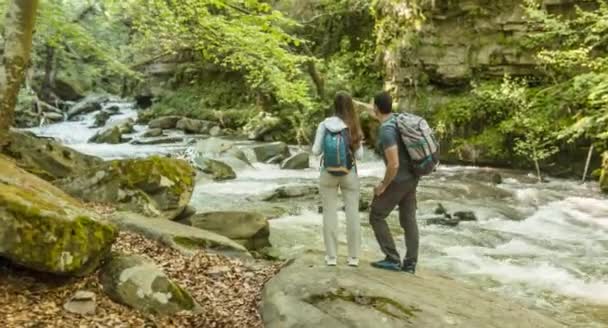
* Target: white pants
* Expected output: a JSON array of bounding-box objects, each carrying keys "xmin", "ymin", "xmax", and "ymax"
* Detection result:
[{"xmin": 319, "ymin": 170, "xmax": 361, "ymax": 259}]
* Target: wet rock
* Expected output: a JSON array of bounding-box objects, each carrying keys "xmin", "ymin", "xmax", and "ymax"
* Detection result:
[
  {"xmin": 424, "ymin": 216, "xmax": 460, "ymax": 227},
  {"xmin": 44, "ymin": 112, "xmax": 64, "ymax": 122},
  {"xmin": 453, "ymin": 211, "xmax": 477, "ymax": 222},
  {"xmin": 280, "ymin": 152, "xmax": 310, "ymax": 170},
  {"xmin": 57, "ymin": 156, "xmax": 195, "ymax": 220},
  {"xmin": 63, "ymin": 290, "xmax": 97, "ymax": 315},
  {"xmin": 67, "ymin": 94, "xmax": 109, "ymax": 119},
  {"xmin": 209, "ymin": 126, "xmax": 222, "ymax": 137},
  {"xmin": 143, "ymin": 128, "xmax": 164, "ymax": 138},
  {"xmin": 196, "ymin": 158, "xmax": 237, "ymax": 181},
  {"xmin": 174, "ymin": 205, "xmax": 197, "ymax": 222},
  {"xmin": 0, "ymin": 155, "xmax": 117, "ymax": 275},
  {"xmin": 194, "ymin": 138, "xmax": 235, "ymax": 157},
  {"xmin": 108, "ymin": 211, "xmax": 249, "ymax": 257},
  {"xmin": 176, "ymin": 118, "xmax": 213, "ymax": 134},
  {"xmin": 89, "ymin": 126, "xmax": 122, "ymax": 144},
  {"xmin": 261, "ymin": 254, "xmax": 564, "ymax": 328},
  {"xmin": 1, "ymin": 130, "xmax": 102, "ymax": 181},
  {"xmin": 100, "ymin": 254, "xmax": 198, "ymax": 315},
  {"xmin": 131, "ymin": 137, "xmax": 184, "ymax": 145},
  {"xmin": 186, "ymin": 212, "xmax": 270, "ymax": 251},
  {"xmin": 266, "ymin": 155, "xmax": 284, "ymax": 164},
  {"xmin": 252, "ymin": 142, "xmax": 290, "ymax": 163},
  {"xmin": 261, "ymin": 184, "xmax": 319, "ymax": 201},
  {"xmin": 149, "ymin": 116, "xmax": 181, "ymax": 129},
  {"xmin": 92, "ymin": 111, "xmax": 112, "ymax": 128},
  {"xmin": 434, "ymin": 203, "xmax": 449, "ymax": 216}
]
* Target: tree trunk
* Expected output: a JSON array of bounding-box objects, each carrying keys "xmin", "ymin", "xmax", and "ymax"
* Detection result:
[
  {"xmin": 0, "ymin": 0, "xmax": 40, "ymax": 146},
  {"xmin": 582, "ymin": 144, "xmax": 594, "ymax": 183},
  {"xmin": 40, "ymin": 44, "xmax": 56, "ymax": 101}
]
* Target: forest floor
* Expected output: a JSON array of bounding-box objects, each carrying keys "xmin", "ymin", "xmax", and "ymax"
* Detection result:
[{"xmin": 0, "ymin": 229, "xmax": 280, "ymax": 328}]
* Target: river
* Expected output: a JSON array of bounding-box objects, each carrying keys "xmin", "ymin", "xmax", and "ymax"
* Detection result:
[{"xmin": 26, "ymin": 102, "xmax": 608, "ymax": 327}]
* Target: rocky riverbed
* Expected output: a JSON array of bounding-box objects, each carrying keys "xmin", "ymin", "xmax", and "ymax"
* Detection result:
[{"xmin": 2, "ymin": 98, "xmax": 606, "ymax": 327}]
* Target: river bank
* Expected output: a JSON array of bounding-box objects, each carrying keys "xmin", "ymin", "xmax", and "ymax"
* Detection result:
[{"xmin": 14, "ymin": 99, "xmax": 607, "ymax": 327}]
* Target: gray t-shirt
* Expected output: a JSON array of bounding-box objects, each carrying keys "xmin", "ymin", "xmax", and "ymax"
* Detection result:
[{"xmin": 377, "ymin": 115, "xmax": 416, "ymax": 183}]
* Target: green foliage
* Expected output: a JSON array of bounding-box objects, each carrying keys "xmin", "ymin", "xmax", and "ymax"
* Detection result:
[{"xmin": 132, "ymin": 0, "xmax": 314, "ymax": 110}]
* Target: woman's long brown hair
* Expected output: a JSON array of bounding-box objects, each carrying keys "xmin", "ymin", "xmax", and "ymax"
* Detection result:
[{"xmin": 334, "ymin": 91, "xmax": 363, "ymax": 151}]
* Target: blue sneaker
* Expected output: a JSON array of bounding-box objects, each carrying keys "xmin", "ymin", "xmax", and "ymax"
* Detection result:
[{"xmin": 371, "ymin": 258, "xmax": 401, "ymax": 271}]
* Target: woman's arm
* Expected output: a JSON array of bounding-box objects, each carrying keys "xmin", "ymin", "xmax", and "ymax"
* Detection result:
[{"xmin": 311, "ymin": 122, "xmax": 325, "ymax": 156}]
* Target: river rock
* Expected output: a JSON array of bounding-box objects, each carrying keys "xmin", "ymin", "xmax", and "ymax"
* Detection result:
[
  {"xmin": 143, "ymin": 128, "xmax": 164, "ymax": 138},
  {"xmin": 453, "ymin": 211, "xmax": 477, "ymax": 222},
  {"xmin": 44, "ymin": 112, "xmax": 64, "ymax": 122},
  {"xmin": 195, "ymin": 158, "xmax": 237, "ymax": 181},
  {"xmin": 67, "ymin": 94, "xmax": 109, "ymax": 119},
  {"xmin": 89, "ymin": 126, "xmax": 122, "ymax": 144},
  {"xmin": 261, "ymin": 254, "xmax": 564, "ymax": 328},
  {"xmin": 424, "ymin": 215, "xmax": 460, "ymax": 227},
  {"xmin": 194, "ymin": 138, "xmax": 235, "ymax": 157},
  {"xmin": 209, "ymin": 126, "xmax": 222, "ymax": 137},
  {"xmin": 0, "ymin": 155, "xmax": 117, "ymax": 275},
  {"xmin": 100, "ymin": 254, "xmax": 198, "ymax": 315},
  {"xmin": 92, "ymin": 111, "xmax": 112, "ymax": 128},
  {"xmin": 252, "ymin": 142, "xmax": 290, "ymax": 162},
  {"xmin": 261, "ymin": 184, "xmax": 319, "ymax": 201},
  {"xmin": 63, "ymin": 290, "xmax": 97, "ymax": 315},
  {"xmin": 176, "ymin": 118, "xmax": 213, "ymax": 134},
  {"xmin": 281, "ymin": 152, "xmax": 310, "ymax": 170},
  {"xmin": 1, "ymin": 130, "xmax": 102, "ymax": 181},
  {"xmin": 149, "ymin": 116, "xmax": 181, "ymax": 129},
  {"xmin": 186, "ymin": 212, "xmax": 270, "ymax": 251},
  {"xmin": 108, "ymin": 211, "xmax": 249, "ymax": 257},
  {"xmin": 57, "ymin": 156, "xmax": 195, "ymax": 220},
  {"xmin": 600, "ymin": 152, "xmax": 608, "ymax": 194},
  {"xmin": 131, "ymin": 137, "xmax": 184, "ymax": 145}
]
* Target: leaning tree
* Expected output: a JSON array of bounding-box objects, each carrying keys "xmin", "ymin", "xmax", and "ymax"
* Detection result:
[{"xmin": 0, "ymin": 0, "xmax": 39, "ymax": 147}]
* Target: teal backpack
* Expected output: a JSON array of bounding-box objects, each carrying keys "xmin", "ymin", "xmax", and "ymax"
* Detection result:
[{"xmin": 322, "ymin": 128, "xmax": 353, "ymax": 176}]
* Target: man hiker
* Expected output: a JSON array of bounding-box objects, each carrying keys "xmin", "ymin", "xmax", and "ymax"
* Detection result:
[{"xmin": 369, "ymin": 91, "xmax": 420, "ymax": 274}]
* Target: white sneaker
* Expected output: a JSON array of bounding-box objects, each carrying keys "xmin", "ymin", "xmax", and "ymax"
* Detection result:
[
  {"xmin": 325, "ymin": 256, "xmax": 337, "ymax": 266},
  {"xmin": 347, "ymin": 257, "xmax": 359, "ymax": 267}
]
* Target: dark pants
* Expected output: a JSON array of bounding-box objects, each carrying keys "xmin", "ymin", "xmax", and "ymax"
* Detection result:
[{"xmin": 369, "ymin": 179, "xmax": 419, "ymax": 264}]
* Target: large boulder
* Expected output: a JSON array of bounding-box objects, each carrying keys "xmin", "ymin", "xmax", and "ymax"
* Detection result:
[
  {"xmin": 252, "ymin": 142, "xmax": 290, "ymax": 163},
  {"xmin": 176, "ymin": 118, "xmax": 213, "ymax": 134},
  {"xmin": 2, "ymin": 130, "xmax": 102, "ymax": 181},
  {"xmin": 143, "ymin": 128, "xmax": 164, "ymax": 138},
  {"xmin": 600, "ymin": 152, "xmax": 608, "ymax": 194},
  {"xmin": 149, "ymin": 116, "xmax": 181, "ymax": 129},
  {"xmin": 194, "ymin": 138, "xmax": 236, "ymax": 157},
  {"xmin": 281, "ymin": 152, "xmax": 310, "ymax": 170},
  {"xmin": 57, "ymin": 156, "xmax": 195, "ymax": 220},
  {"xmin": 0, "ymin": 156, "xmax": 117, "ymax": 275},
  {"xmin": 262, "ymin": 254, "xmax": 564, "ymax": 328},
  {"xmin": 108, "ymin": 211, "xmax": 249, "ymax": 257},
  {"xmin": 67, "ymin": 94, "xmax": 110, "ymax": 119},
  {"xmin": 186, "ymin": 212, "xmax": 270, "ymax": 251},
  {"xmin": 100, "ymin": 254, "xmax": 198, "ymax": 315},
  {"xmin": 192, "ymin": 138, "xmax": 252, "ymax": 173}
]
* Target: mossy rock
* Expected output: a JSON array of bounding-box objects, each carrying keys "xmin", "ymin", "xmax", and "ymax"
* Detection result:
[
  {"xmin": 0, "ymin": 155, "xmax": 117, "ymax": 275},
  {"xmin": 196, "ymin": 158, "xmax": 237, "ymax": 181},
  {"xmin": 1, "ymin": 130, "xmax": 102, "ymax": 181},
  {"xmin": 57, "ymin": 156, "xmax": 195, "ymax": 220},
  {"xmin": 100, "ymin": 253, "xmax": 198, "ymax": 315}
]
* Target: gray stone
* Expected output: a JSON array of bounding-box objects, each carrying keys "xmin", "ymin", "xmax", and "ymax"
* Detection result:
[
  {"xmin": 261, "ymin": 254, "xmax": 564, "ymax": 328},
  {"xmin": 252, "ymin": 142, "xmax": 290, "ymax": 162},
  {"xmin": 131, "ymin": 137, "xmax": 184, "ymax": 145},
  {"xmin": 187, "ymin": 212, "xmax": 270, "ymax": 251},
  {"xmin": 100, "ymin": 254, "xmax": 198, "ymax": 315},
  {"xmin": 453, "ymin": 211, "xmax": 477, "ymax": 222},
  {"xmin": 143, "ymin": 128, "xmax": 164, "ymax": 138},
  {"xmin": 149, "ymin": 116, "xmax": 181, "ymax": 129},
  {"xmin": 176, "ymin": 118, "xmax": 213, "ymax": 134},
  {"xmin": 88, "ymin": 126, "xmax": 122, "ymax": 144},
  {"xmin": 194, "ymin": 138, "xmax": 235, "ymax": 157},
  {"xmin": 281, "ymin": 152, "xmax": 310, "ymax": 170},
  {"xmin": 195, "ymin": 157, "xmax": 237, "ymax": 181},
  {"xmin": 63, "ymin": 291, "xmax": 97, "ymax": 316},
  {"xmin": 108, "ymin": 211, "xmax": 249, "ymax": 258},
  {"xmin": 209, "ymin": 126, "xmax": 222, "ymax": 137},
  {"xmin": 67, "ymin": 94, "xmax": 109, "ymax": 119},
  {"xmin": 261, "ymin": 184, "xmax": 319, "ymax": 201}
]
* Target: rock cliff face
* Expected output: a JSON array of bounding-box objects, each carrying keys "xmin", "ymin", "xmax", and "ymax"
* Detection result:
[{"xmin": 381, "ymin": 0, "xmax": 587, "ymax": 101}]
